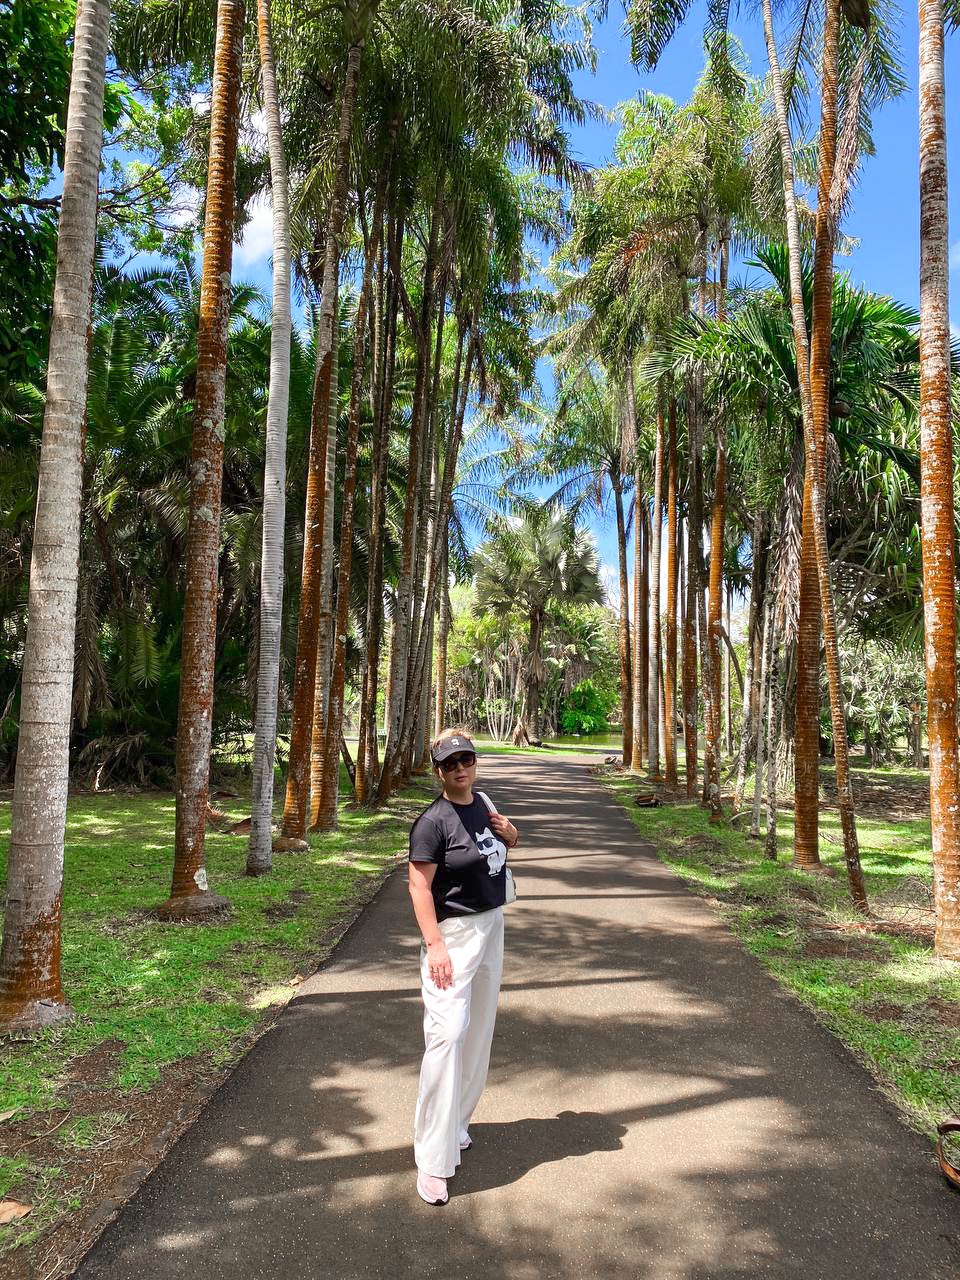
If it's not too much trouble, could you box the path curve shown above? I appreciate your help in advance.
[78,754,960,1278]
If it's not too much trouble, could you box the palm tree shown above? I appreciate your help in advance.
[917,0,960,958]
[281,28,368,840]
[535,366,634,764]
[247,0,293,876]
[475,512,604,745]
[161,0,244,919]
[0,0,111,1028]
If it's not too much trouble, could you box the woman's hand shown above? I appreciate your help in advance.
[426,937,453,989]
[490,812,518,848]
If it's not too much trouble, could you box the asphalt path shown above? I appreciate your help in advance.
[77,754,960,1278]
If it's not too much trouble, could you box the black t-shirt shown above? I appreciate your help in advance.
[409,792,508,921]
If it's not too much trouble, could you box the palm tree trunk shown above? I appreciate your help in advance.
[683,530,700,799]
[751,585,775,840]
[612,472,633,765]
[379,193,442,798]
[434,538,451,738]
[725,590,733,756]
[0,0,110,1028]
[918,0,960,958]
[247,0,291,876]
[637,505,650,765]
[734,511,769,811]
[808,0,867,911]
[308,297,342,826]
[648,395,665,777]
[664,396,679,786]
[627,372,645,769]
[163,0,244,919]
[794,481,821,865]
[761,0,824,872]
[314,175,387,831]
[356,207,402,803]
[764,618,783,860]
[705,238,730,820]
[282,40,362,839]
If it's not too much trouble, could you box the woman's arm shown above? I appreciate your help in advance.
[408,861,452,989]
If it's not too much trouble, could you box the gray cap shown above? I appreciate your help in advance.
[430,733,477,765]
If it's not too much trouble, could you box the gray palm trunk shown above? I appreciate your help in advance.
[0,0,111,1029]
[309,306,340,827]
[247,0,292,876]
[647,402,664,776]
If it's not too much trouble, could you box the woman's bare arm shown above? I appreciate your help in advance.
[408,860,452,989]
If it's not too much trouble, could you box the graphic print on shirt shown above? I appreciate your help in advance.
[475,826,507,876]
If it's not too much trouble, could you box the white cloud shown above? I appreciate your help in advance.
[233,195,274,269]
[951,322,960,343]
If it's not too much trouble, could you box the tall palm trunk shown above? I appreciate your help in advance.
[637,506,650,765]
[308,297,341,826]
[379,194,442,798]
[918,0,960,957]
[627,373,645,770]
[612,470,633,765]
[163,0,244,919]
[247,0,292,876]
[761,0,825,872]
[434,538,451,737]
[0,0,110,1028]
[313,176,388,831]
[647,395,665,777]
[705,239,730,820]
[281,40,362,840]
[664,396,679,786]
[356,208,402,803]
[683,531,700,798]
[725,592,734,756]
[734,511,769,811]
[808,0,867,911]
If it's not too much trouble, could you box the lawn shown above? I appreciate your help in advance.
[0,773,434,1265]
[599,761,960,1138]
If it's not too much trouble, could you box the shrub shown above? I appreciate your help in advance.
[559,679,615,735]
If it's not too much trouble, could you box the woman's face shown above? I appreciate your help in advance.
[437,751,477,791]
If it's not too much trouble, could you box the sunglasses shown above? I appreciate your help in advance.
[439,752,477,772]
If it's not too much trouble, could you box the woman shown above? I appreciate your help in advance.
[408,728,519,1206]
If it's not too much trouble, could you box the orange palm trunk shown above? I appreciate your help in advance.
[163,0,244,917]
[918,0,960,957]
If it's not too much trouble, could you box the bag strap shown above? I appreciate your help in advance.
[475,789,497,815]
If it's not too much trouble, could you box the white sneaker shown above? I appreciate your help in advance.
[416,1170,448,1205]
[458,1129,472,1151]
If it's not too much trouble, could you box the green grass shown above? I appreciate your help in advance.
[600,765,960,1136]
[0,770,434,1255]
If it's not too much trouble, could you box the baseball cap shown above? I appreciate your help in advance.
[430,733,478,765]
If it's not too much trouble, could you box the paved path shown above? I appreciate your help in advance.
[78,755,959,1279]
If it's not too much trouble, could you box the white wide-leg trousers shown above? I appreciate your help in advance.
[414,907,504,1178]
